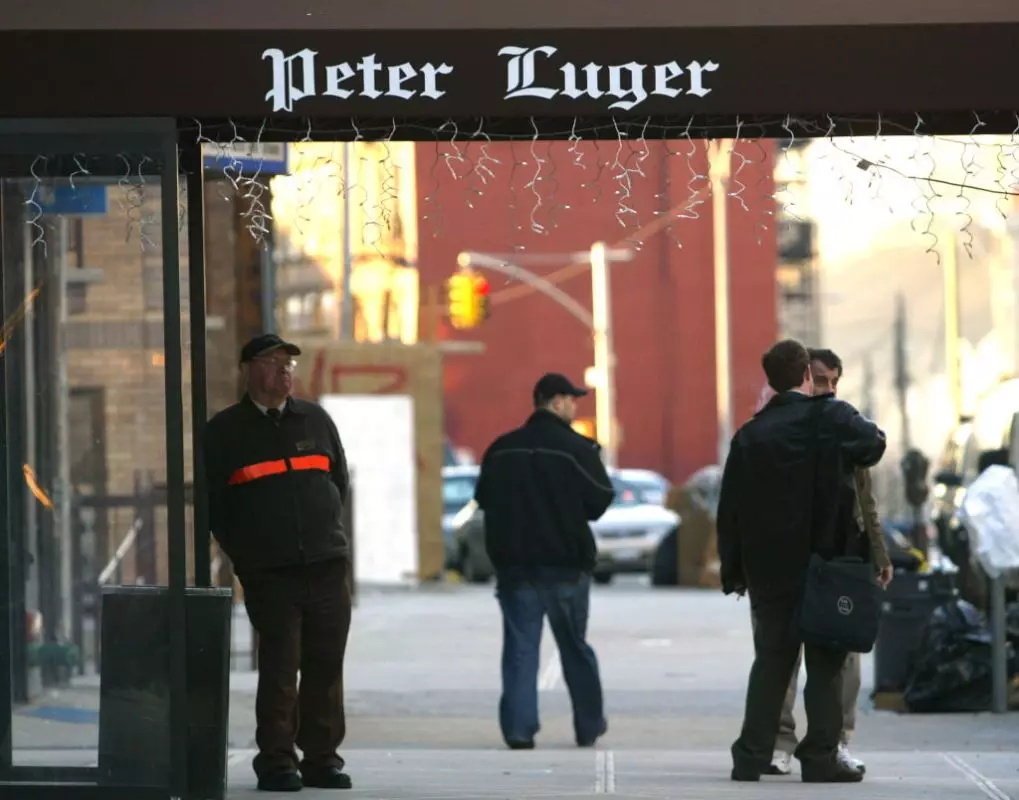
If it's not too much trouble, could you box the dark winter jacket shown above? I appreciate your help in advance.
[474,409,615,578]
[205,394,350,577]
[717,391,886,599]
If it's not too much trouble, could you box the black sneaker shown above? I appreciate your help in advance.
[577,719,609,747]
[507,740,535,750]
[731,765,761,782]
[301,766,353,790]
[257,770,303,792]
[802,761,864,783]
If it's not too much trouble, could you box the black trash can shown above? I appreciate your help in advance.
[97,585,233,799]
[873,571,957,693]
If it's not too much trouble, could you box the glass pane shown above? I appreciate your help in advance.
[2,158,180,787]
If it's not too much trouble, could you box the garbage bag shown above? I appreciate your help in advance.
[959,465,1019,577]
[903,599,1019,713]
[883,528,926,572]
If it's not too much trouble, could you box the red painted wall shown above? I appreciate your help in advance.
[417,140,777,485]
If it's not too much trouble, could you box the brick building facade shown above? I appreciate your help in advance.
[62,179,253,587]
[416,140,779,484]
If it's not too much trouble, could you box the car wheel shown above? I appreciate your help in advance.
[593,571,614,585]
[460,545,489,584]
[651,527,679,587]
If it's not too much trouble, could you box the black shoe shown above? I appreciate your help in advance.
[301,766,353,790]
[257,770,303,792]
[577,719,609,748]
[507,740,535,750]
[801,762,864,783]
[731,765,761,782]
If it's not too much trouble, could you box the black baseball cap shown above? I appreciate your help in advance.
[239,333,301,364]
[533,372,588,405]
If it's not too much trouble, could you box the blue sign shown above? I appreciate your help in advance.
[203,143,290,176]
[38,185,108,216]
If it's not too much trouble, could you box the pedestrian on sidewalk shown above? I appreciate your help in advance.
[205,334,354,793]
[718,339,886,784]
[474,372,615,750]
[761,347,895,778]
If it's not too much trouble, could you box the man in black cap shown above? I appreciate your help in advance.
[474,372,615,750]
[205,334,354,792]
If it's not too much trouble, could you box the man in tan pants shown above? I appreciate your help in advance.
[754,349,894,776]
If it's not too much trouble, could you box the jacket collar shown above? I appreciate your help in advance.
[756,389,814,415]
[526,408,572,430]
[240,393,306,417]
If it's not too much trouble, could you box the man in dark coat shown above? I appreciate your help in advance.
[206,334,354,792]
[718,339,886,784]
[474,372,615,750]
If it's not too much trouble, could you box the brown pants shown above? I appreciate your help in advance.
[241,558,352,777]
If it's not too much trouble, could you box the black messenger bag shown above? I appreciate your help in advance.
[798,553,880,652]
[796,400,880,653]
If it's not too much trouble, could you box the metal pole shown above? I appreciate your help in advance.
[260,242,276,336]
[184,145,211,588]
[0,180,13,775]
[590,241,618,468]
[709,142,733,465]
[56,217,72,641]
[458,251,596,328]
[990,572,1008,713]
[339,140,354,340]
[943,230,962,423]
[161,133,189,797]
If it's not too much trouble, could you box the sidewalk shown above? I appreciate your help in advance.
[220,748,1018,799]
[9,583,1019,798]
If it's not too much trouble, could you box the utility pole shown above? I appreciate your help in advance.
[708,140,733,465]
[943,230,963,423]
[893,292,911,451]
[589,242,618,468]
[861,353,875,420]
[339,140,354,340]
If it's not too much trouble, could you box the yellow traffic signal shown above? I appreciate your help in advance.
[447,270,491,329]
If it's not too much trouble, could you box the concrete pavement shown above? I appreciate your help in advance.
[10,578,1019,798]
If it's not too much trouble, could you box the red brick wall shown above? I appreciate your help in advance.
[417,141,778,485]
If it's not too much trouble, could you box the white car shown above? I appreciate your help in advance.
[451,468,679,584]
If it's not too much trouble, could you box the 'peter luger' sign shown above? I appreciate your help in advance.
[263,46,719,114]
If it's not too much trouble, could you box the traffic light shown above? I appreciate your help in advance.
[473,273,490,325]
[446,269,491,329]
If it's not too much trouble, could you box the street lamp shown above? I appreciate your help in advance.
[457,244,632,468]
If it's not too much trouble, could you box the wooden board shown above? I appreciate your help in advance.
[290,339,445,581]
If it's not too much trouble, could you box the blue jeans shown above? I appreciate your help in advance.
[495,570,605,745]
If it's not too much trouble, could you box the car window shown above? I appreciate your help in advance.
[611,477,644,507]
[443,476,477,511]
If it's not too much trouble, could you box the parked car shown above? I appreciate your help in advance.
[451,468,679,584]
[441,464,479,568]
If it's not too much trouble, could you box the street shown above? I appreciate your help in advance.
[13,578,1019,798]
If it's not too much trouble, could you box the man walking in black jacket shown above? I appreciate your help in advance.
[475,372,616,750]
[206,334,353,792]
[718,339,886,784]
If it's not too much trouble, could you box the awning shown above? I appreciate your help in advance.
[1,0,1017,133]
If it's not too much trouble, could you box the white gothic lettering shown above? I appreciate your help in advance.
[498,45,719,111]
[263,48,454,112]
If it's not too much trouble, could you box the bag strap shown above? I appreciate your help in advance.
[805,397,828,554]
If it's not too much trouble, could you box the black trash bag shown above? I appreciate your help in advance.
[903,599,1018,713]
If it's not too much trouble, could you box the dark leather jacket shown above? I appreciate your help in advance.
[717,392,886,599]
